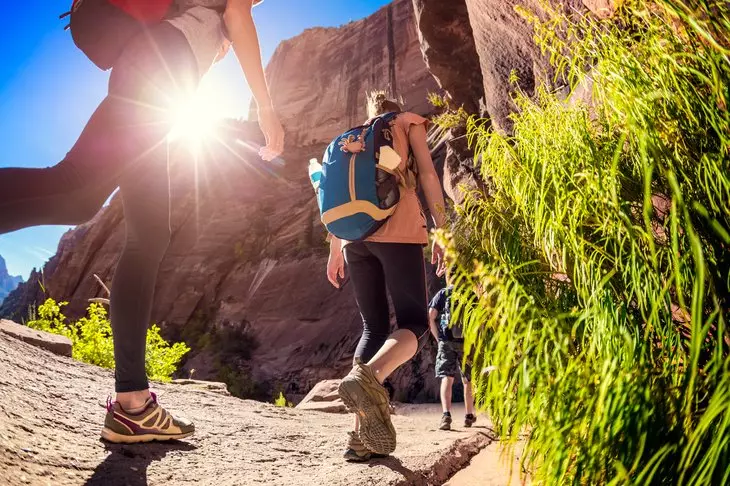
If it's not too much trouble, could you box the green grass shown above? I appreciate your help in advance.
[443,1,730,483]
[27,298,190,383]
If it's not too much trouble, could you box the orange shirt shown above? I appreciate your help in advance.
[364,112,430,245]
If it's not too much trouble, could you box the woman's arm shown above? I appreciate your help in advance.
[224,0,284,160]
[410,123,447,229]
[409,122,447,275]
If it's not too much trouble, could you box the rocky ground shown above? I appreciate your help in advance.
[0,331,526,486]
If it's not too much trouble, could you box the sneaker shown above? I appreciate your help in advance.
[464,414,477,428]
[338,360,396,455]
[101,392,194,443]
[439,413,452,431]
[343,431,388,462]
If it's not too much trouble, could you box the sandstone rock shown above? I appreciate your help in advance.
[462,0,585,133]
[256,0,439,147]
[0,329,502,486]
[411,0,484,114]
[0,319,72,357]
[442,125,489,204]
[294,379,346,413]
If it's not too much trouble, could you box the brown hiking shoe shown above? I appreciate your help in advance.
[338,360,396,455]
[101,392,194,443]
[464,414,477,428]
[439,413,452,431]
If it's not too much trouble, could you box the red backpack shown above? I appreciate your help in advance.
[62,0,176,71]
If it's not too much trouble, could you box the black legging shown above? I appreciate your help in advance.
[344,242,430,362]
[0,24,198,392]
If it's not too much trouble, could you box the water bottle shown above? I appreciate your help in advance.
[308,158,322,192]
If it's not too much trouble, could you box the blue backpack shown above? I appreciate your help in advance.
[311,112,405,241]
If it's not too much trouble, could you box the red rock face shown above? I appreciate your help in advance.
[255,0,439,147]
[411,0,483,114]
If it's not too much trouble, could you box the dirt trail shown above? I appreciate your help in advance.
[0,332,510,485]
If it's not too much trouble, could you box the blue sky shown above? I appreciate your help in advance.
[0,0,391,279]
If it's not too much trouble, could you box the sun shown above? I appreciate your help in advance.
[167,77,228,146]
[168,93,219,144]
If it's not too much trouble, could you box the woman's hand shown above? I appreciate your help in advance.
[224,0,284,160]
[327,238,346,288]
[432,238,446,277]
[257,104,284,161]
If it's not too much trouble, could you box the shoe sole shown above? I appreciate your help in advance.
[338,379,396,455]
[439,425,451,431]
[344,451,372,462]
[101,427,194,444]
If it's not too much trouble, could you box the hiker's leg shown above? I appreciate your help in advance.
[0,95,134,235]
[343,243,390,438]
[99,24,197,405]
[365,243,428,383]
[460,351,475,416]
[344,243,391,363]
[463,378,475,416]
[440,376,455,413]
[111,144,171,401]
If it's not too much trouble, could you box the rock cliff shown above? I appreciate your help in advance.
[255,0,439,146]
[0,255,22,303]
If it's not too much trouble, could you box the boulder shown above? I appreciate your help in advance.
[0,319,72,357]
[295,379,346,413]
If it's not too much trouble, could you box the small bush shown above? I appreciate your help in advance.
[428,91,470,129]
[274,391,293,408]
[27,298,189,382]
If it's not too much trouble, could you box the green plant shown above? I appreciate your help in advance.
[27,298,189,382]
[445,1,730,484]
[273,391,293,408]
[428,91,469,129]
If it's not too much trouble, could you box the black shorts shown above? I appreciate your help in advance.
[435,340,472,381]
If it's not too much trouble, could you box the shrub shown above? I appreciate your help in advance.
[445,1,730,484]
[273,391,293,408]
[428,91,470,129]
[27,298,189,382]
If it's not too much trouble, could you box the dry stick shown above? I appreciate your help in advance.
[89,274,111,306]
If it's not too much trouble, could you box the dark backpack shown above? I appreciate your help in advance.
[62,0,176,71]
[310,112,408,241]
[440,288,464,341]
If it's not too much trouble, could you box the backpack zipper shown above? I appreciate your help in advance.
[349,153,357,201]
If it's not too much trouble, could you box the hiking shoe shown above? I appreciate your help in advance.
[338,360,396,455]
[101,392,194,443]
[464,414,477,428]
[343,431,388,462]
[439,413,452,431]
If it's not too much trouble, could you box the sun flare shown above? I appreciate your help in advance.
[168,94,219,144]
[167,77,230,145]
